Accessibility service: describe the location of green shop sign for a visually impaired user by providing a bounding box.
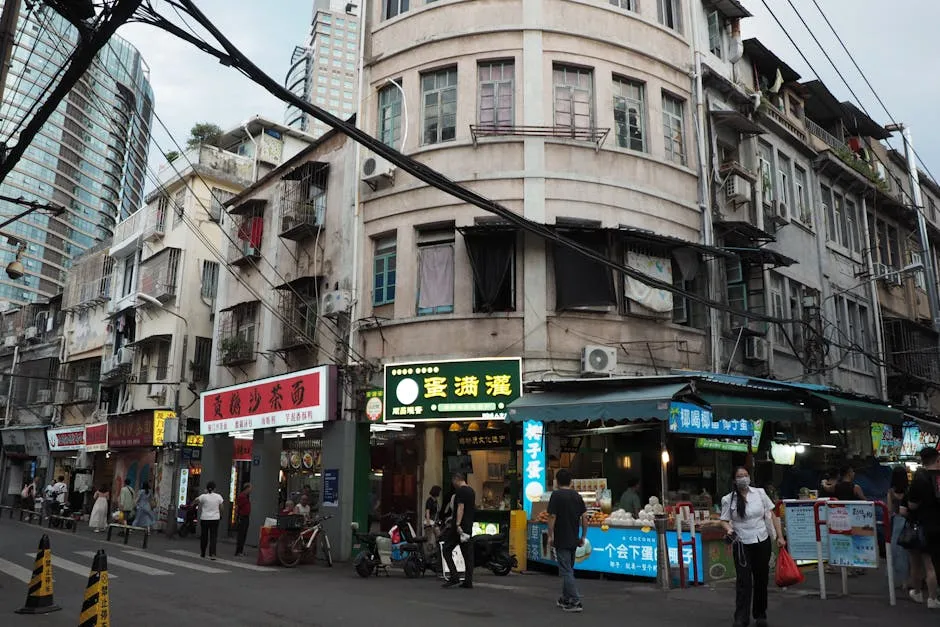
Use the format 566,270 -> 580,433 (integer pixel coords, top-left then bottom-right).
694,420 -> 765,453
384,358 -> 522,422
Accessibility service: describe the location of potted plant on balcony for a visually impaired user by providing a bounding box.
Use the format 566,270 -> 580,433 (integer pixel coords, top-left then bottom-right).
220,335 -> 252,363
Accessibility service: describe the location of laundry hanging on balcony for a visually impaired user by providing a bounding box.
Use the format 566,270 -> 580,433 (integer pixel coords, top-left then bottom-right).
237,216 -> 264,248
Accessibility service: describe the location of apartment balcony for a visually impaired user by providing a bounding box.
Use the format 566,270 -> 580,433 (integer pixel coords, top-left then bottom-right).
806,118 -> 846,152
55,382 -> 98,405
280,161 -> 328,241
280,200 -> 325,241
139,247 -> 181,302
101,345 -> 135,380
218,328 -> 256,366
154,144 -> 254,189
758,104 -> 809,147
142,202 -> 168,242
275,284 -> 318,351
229,200 -> 265,268
469,124 -> 610,149
228,239 -> 262,268
883,317 -> 940,386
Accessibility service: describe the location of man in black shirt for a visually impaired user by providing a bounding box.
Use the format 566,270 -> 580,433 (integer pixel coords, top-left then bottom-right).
908,446 -> 940,608
442,473 -> 476,589
548,469 -> 588,613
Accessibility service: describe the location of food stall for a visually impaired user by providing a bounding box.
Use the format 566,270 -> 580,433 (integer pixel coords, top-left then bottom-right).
448,425 -> 516,535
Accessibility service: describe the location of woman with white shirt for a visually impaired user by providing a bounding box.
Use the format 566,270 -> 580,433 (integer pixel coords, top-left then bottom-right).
720,467 -> 785,627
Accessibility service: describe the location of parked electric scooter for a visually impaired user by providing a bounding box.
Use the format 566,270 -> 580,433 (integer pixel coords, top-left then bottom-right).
176,503 -> 198,538
428,529 -> 517,577
351,512 -> 429,578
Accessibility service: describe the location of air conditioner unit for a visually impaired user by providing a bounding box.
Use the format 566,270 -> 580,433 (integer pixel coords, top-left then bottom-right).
24,326 -> 37,340
35,389 -> 51,404
148,383 -> 166,399
725,174 -> 751,204
744,337 -> 769,362
117,347 -> 134,365
581,345 -> 617,376
361,155 -> 395,188
54,390 -> 69,404
41,405 -> 54,418
777,201 -> 788,219
321,290 -> 351,317
3,336 -> 15,348
77,387 -> 94,402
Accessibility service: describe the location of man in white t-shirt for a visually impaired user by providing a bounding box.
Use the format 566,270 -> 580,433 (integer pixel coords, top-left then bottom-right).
52,476 -> 68,506
194,481 -> 225,560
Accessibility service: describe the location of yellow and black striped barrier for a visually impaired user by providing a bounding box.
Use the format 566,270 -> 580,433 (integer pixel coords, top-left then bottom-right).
15,533 -> 61,614
78,549 -> 109,626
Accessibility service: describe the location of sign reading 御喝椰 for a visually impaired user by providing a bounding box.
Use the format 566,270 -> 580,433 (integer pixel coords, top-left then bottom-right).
200,365 -> 337,435
668,402 -> 755,438
383,358 -> 522,422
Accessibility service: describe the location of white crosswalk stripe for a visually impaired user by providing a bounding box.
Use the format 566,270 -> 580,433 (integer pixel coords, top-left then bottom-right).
123,550 -> 228,574
75,551 -> 172,576
0,557 -> 32,583
28,554 -> 119,579
165,550 -> 278,572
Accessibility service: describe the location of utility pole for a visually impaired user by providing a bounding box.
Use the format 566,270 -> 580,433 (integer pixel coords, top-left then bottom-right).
887,123 -> 940,336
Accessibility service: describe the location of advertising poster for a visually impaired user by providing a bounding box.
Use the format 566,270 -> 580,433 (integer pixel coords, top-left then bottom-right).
322,469 -> 339,507
521,420 -> 546,518
826,502 -> 877,569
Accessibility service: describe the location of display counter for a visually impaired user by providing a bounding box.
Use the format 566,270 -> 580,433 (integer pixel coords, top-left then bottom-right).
474,509 -> 510,536
525,521 -> 703,583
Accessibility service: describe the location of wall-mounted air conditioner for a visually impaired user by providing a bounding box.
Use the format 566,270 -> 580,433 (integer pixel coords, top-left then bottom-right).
321,290 -> 351,317
361,155 -> 395,189
745,337 -> 768,362
726,174 -> 751,204
581,345 -> 617,376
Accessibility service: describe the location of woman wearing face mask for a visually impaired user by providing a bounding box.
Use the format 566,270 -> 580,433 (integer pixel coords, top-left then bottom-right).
720,467 -> 785,627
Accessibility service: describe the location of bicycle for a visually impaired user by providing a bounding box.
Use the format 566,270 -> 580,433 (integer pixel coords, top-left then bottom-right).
276,514 -> 334,568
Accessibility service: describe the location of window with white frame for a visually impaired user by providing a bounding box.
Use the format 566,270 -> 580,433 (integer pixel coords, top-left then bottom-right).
657,0 -> 681,31
478,61 -> 514,128
794,166 -> 810,225
553,65 -> 594,131
845,198 -> 861,253
873,218 -> 902,270
777,153 -> 792,220
609,0 -> 636,10
662,93 -> 685,165
613,77 -> 646,152
378,82 -> 403,148
759,142 -> 774,205
421,68 -> 457,145
832,192 -> 847,248
707,10 -> 724,58
121,255 -> 135,296
383,0 -> 409,20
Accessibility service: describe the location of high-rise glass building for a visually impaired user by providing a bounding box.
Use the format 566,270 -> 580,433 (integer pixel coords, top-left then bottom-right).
0,3 -> 153,304
284,0 -> 358,138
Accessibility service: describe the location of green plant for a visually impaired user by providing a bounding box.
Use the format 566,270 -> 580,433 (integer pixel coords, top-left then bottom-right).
832,146 -> 888,191
220,335 -> 251,362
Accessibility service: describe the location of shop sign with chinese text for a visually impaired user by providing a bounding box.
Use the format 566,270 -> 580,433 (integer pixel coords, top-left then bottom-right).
384,358 -> 521,421
694,420 -> 764,452
108,413 -> 154,448
84,422 -> 108,452
364,389 -> 383,423
185,434 -> 204,447
46,426 -> 85,452
456,430 -> 510,450
200,365 -> 337,435
522,420 -> 545,517
233,439 -> 253,462
153,410 -> 175,446
668,402 -> 754,438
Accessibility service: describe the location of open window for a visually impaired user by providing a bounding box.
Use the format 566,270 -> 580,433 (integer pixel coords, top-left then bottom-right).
460,225 -> 516,313
553,228 -> 616,311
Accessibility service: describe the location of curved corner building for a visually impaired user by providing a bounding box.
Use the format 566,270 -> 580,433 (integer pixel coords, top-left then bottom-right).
0,3 -> 153,304
357,0 -> 714,376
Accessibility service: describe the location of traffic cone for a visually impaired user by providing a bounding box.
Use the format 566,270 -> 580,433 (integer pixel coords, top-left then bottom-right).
78,549 -> 110,626
15,533 -> 61,614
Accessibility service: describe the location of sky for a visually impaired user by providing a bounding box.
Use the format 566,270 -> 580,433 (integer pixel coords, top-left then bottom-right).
113,0 -> 940,183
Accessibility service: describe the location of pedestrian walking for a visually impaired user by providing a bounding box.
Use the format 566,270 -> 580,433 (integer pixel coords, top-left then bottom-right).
119,477 -> 136,524
907,446 -> 940,609
235,483 -> 252,557
195,481 -> 225,560
133,482 -> 155,530
720,466 -> 785,627
441,472 -> 475,589
886,466 -> 910,592
547,469 -> 588,613
89,484 -> 110,532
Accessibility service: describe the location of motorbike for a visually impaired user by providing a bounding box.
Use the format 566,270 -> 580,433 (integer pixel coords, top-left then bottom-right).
427,528 -> 517,577
351,512 -> 428,579
176,503 -> 198,538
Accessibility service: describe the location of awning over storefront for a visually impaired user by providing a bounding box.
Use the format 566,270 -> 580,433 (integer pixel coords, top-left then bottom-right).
814,393 -> 904,426
506,382 -> 690,423
697,392 -> 811,424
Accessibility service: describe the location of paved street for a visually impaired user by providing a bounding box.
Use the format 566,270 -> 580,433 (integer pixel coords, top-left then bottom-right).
0,518 -> 936,626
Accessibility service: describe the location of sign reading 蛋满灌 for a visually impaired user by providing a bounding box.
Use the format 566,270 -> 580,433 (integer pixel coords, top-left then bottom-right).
383,358 -> 522,422
668,402 -> 755,438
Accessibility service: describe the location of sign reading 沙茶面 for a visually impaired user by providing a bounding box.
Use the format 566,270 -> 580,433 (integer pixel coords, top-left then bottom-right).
383,358 -> 522,422
668,402 -> 755,438
46,426 -> 85,452
200,366 -> 337,435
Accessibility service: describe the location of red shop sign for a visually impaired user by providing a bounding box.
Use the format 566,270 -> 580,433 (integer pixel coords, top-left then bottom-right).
233,439 -> 253,462
200,366 -> 336,435
108,414 -> 154,448
84,423 -> 108,452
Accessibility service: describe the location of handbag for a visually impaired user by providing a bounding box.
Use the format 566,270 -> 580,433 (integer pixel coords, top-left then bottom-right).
898,519 -> 926,551
774,547 -> 804,587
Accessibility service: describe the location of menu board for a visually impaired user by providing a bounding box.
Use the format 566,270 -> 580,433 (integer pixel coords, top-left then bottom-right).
826,501 -> 877,569
871,422 -> 903,459
783,500 -> 828,561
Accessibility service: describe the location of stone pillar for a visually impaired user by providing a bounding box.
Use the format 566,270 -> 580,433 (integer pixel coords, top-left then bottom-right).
247,429 -> 281,547
422,427 -> 444,510
320,420 -> 360,561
